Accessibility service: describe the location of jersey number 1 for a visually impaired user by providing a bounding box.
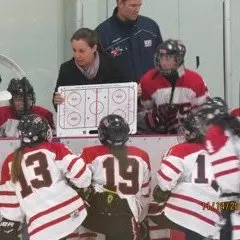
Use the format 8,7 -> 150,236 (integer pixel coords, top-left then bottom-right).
194,154 -> 219,192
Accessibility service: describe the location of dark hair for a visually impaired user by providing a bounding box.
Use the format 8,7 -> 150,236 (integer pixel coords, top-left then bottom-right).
11,147 -> 24,183
109,145 -> 129,184
216,115 -> 240,137
71,28 -> 98,48
116,0 -> 127,3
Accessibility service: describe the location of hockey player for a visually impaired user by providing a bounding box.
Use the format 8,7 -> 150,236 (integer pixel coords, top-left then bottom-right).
0,114 -> 91,240
194,97 -> 240,240
149,113 -> 221,240
138,39 -> 209,134
0,78 -> 54,137
81,114 -> 151,240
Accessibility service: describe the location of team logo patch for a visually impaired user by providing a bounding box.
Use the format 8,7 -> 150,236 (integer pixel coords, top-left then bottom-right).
111,47 -> 123,57
144,40 -> 152,47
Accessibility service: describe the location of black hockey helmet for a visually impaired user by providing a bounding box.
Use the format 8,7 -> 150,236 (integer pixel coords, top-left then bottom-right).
194,97 -> 228,126
154,39 -> 186,76
18,114 -> 52,146
98,114 -> 130,146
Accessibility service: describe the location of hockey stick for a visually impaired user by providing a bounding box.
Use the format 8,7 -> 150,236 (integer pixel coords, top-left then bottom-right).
168,64 -> 185,107
0,54 -> 27,101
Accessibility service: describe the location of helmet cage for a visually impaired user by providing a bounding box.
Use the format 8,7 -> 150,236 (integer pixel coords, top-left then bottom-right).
7,78 -> 36,116
154,39 -> 186,76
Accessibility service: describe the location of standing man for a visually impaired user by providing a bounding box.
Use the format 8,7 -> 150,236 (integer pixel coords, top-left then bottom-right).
96,0 -> 163,83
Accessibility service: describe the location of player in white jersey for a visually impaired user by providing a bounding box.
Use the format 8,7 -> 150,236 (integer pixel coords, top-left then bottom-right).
194,97 -> 240,240
80,114 -> 151,240
0,114 -> 91,240
149,112 -> 221,240
137,39 -> 209,134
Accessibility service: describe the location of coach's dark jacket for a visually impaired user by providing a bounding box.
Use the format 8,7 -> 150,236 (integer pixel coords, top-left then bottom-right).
54,53 -> 127,92
96,8 -> 163,82
53,53 -> 127,110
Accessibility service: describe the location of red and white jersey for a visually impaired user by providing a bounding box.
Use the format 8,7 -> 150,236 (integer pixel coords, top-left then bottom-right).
205,124 -> 240,196
65,226 -> 106,240
141,68 -> 208,108
230,108 -> 240,118
156,142 -> 221,238
139,68 -> 209,132
0,106 -> 55,137
148,218 -> 170,240
231,211 -> 240,240
80,145 -> 151,222
0,141 -> 91,240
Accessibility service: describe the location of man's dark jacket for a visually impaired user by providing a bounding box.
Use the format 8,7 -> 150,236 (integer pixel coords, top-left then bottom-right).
96,8 -> 163,82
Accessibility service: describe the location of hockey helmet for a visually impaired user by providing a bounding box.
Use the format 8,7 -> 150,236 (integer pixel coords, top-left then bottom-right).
98,114 -> 130,146
154,39 -> 186,76
18,114 -> 52,146
7,78 -> 36,116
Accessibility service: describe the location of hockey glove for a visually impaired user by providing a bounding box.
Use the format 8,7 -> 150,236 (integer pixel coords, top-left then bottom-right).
0,217 -> 21,240
153,185 -> 171,203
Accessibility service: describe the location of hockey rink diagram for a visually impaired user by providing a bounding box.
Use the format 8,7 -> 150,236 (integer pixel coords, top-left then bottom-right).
57,82 -> 138,137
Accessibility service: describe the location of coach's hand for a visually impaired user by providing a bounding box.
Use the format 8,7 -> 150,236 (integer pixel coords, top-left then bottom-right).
53,92 -> 65,105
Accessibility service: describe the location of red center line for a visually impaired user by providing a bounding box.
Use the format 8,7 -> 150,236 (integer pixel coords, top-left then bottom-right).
96,89 -> 98,126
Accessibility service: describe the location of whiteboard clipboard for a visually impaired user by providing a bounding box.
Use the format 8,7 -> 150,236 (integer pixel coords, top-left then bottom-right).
57,82 -> 138,137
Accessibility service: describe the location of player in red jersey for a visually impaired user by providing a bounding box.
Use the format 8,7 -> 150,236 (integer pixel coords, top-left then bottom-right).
138,39 -> 209,134
0,78 -> 54,137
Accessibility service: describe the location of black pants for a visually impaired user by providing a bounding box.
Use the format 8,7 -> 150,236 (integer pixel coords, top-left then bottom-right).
150,214 -> 204,240
83,212 -> 138,240
82,192 -> 139,240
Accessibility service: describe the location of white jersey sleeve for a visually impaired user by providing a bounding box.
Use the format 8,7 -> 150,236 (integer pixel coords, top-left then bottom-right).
0,154 -> 25,222
205,125 -> 240,196
54,143 -> 91,189
157,147 -> 184,191
137,157 -> 151,222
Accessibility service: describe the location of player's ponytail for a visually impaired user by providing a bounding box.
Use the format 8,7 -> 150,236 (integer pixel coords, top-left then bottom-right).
11,146 -> 24,183
227,116 -> 240,137
214,115 -> 240,137
109,145 -> 129,172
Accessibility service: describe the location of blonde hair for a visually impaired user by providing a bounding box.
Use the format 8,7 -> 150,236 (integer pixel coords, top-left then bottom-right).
11,147 -> 24,183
